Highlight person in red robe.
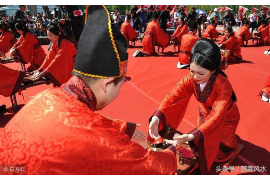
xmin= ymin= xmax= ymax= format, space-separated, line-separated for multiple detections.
xmin=9 ymin=23 xmax=46 ymax=71
xmin=0 ymin=64 xmax=25 ymax=97
xmin=259 ymin=75 xmax=270 ymax=103
xmin=0 ymin=6 xmax=177 ymax=175
xmin=177 ymin=19 xmax=199 ymax=69
xmin=149 ymin=39 xmax=240 ymax=175
xmin=0 ymin=22 xmax=17 ymax=56
xmin=120 ymin=14 xmax=138 ymax=42
xmin=142 ymin=11 xmax=170 ymax=56
xmin=255 ymin=20 xmax=270 ymax=45
xmin=202 ymin=19 xmax=219 ymax=41
xmin=30 ymin=24 xmax=77 ymax=87
xmin=235 ymin=20 xmax=251 ymax=46
xmin=218 ymin=26 xmax=242 ymax=62
xmin=171 ymin=16 xmax=188 ymax=43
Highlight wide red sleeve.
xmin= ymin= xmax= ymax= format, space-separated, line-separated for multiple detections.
xmin=39 ymin=43 xmax=57 ymax=70
xmin=0 ymin=34 xmax=11 ymax=53
xmin=14 ymin=34 xmax=33 ymax=64
xmin=244 ymin=27 xmax=251 ymax=41
xmin=189 ymin=79 xmax=233 ymax=173
xmin=44 ymin=43 xmax=72 ymax=73
xmin=257 ymin=25 xmax=262 ymax=31
xmin=88 ymin=127 xmax=177 ymax=174
xmin=175 ymin=25 xmax=188 ymax=42
xmin=219 ymin=35 xmax=227 ymax=44
xmin=152 ymin=74 xmax=194 ymax=130
xmin=222 ymin=36 xmax=236 ymax=50
xmin=172 ymin=25 xmax=181 ymax=37
xmin=154 ymin=23 xmax=170 ymax=47
xmin=211 ymin=26 xmax=219 ymax=39
xmin=127 ymin=24 xmax=138 ymax=41
xmin=0 ymin=64 xmax=25 ymax=97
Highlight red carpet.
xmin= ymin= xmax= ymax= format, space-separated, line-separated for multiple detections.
xmin=1 ymin=39 xmax=270 ymax=175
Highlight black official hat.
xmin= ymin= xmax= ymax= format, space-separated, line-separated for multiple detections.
xmin=73 ymin=5 xmax=128 ymax=78
xmin=188 ymin=19 xmax=197 ymax=30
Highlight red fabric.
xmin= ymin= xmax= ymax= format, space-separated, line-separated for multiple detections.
xmin=0 ymin=64 xmax=23 ymax=97
xmin=120 ymin=21 xmax=138 ymax=41
xmin=172 ymin=24 xmax=188 ymax=42
xmin=155 ymin=73 xmax=240 ymax=174
xmin=39 ymin=39 xmax=77 ymax=85
xmin=261 ymin=6 xmax=270 ymax=14
xmin=235 ymin=26 xmax=251 ymax=45
xmin=238 ymin=6 xmax=248 ymax=21
xmin=252 ymin=7 xmax=258 ymax=13
xmin=73 ymin=10 xmax=83 ymax=16
xmin=142 ymin=21 xmax=169 ymax=55
xmin=219 ymin=32 xmax=242 ymax=61
xmin=0 ymin=76 xmax=177 ymax=175
xmin=202 ymin=24 xmax=219 ymax=40
xmin=0 ymin=31 xmax=17 ymax=53
xmin=178 ymin=32 xmax=199 ymax=64
xmin=159 ymin=5 xmax=166 ymax=11
xmin=257 ymin=25 xmax=270 ymax=44
xmin=13 ymin=32 xmax=46 ymax=70
xmin=218 ymin=7 xmax=232 ymax=12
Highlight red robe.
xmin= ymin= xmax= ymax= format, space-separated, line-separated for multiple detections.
xmin=178 ymin=32 xmax=199 ymax=65
xmin=219 ymin=32 xmax=242 ymax=61
xmin=202 ymin=24 xmax=219 ymax=40
xmin=120 ymin=21 xmax=138 ymax=41
xmin=172 ymin=24 xmax=188 ymax=42
xmin=39 ymin=38 xmax=77 ymax=86
xmin=151 ymin=73 xmax=240 ymax=174
xmin=0 ymin=76 xmax=177 ymax=175
xmin=13 ymin=32 xmax=46 ymax=70
xmin=142 ymin=21 xmax=170 ymax=55
xmin=0 ymin=31 xmax=17 ymax=54
xmin=257 ymin=24 xmax=270 ymax=44
xmin=259 ymin=75 xmax=270 ymax=99
xmin=235 ymin=26 xmax=251 ymax=46
xmin=0 ymin=64 xmax=25 ymax=97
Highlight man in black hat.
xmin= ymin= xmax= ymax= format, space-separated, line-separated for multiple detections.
xmin=0 ymin=5 xmax=177 ymax=175
xmin=177 ymin=19 xmax=199 ymax=69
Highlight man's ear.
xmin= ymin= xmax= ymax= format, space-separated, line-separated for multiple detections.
xmin=101 ymin=78 xmax=115 ymax=93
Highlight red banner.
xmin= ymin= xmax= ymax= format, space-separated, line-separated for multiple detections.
xmin=238 ymin=6 xmax=248 ymax=20
xmin=252 ymin=7 xmax=258 ymax=13
xmin=218 ymin=7 xmax=232 ymax=12
xmin=261 ymin=5 xmax=270 ymax=14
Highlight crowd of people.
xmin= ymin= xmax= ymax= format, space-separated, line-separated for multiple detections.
xmin=0 ymin=5 xmax=270 ymax=175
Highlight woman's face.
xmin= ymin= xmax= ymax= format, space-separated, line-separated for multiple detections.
xmin=16 ymin=28 xmax=24 ymax=35
xmin=190 ymin=62 xmax=215 ymax=84
xmin=47 ymin=31 xmax=59 ymax=43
